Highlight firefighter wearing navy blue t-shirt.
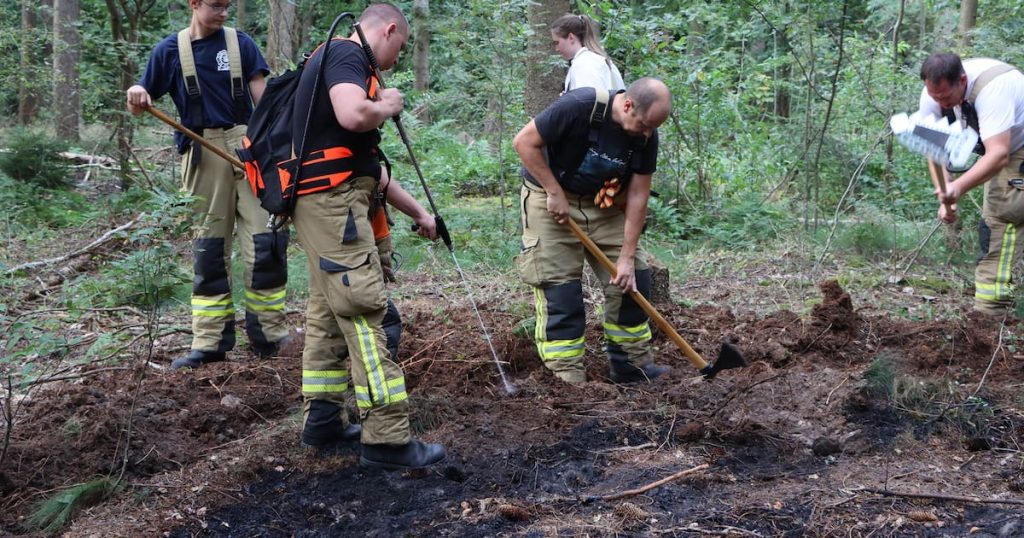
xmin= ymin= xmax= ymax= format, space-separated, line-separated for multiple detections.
xmin=126 ymin=0 xmax=290 ymax=370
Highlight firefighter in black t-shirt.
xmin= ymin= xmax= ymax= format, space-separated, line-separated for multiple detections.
xmin=289 ymin=3 xmax=445 ymax=470
xmin=513 ymin=78 xmax=672 ymax=385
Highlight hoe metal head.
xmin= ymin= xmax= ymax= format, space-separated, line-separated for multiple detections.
xmin=699 ymin=342 xmax=747 ymax=380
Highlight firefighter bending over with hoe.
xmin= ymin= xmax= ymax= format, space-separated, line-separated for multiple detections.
xmin=513 ymin=78 xmax=672 ymax=384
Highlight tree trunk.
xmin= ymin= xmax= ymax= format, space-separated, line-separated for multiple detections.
xmin=105 ymin=0 xmax=151 ymax=189
xmin=524 ymin=0 xmax=568 ymax=117
xmin=18 ymin=0 xmax=39 ymax=125
xmin=958 ymin=0 xmax=977 ymax=49
xmin=413 ymin=0 xmax=430 ymax=123
xmin=266 ymin=0 xmax=296 ymax=72
xmin=236 ymin=0 xmax=246 ymax=33
xmin=773 ymin=2 xmax=791 ymax=119
xmin=53 ymin=0 xmax=81 ymax=141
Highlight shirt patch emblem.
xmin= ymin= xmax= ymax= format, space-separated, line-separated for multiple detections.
xmin=216 ymin=50 xmax=230 ymax=71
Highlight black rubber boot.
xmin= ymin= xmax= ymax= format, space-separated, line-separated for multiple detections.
xmin=608 ymin=361 xmax=670 ymax=383
xmin=252 ymin=335 xmax=293 ymax=359
xmin=171 ymin=350 xmax=226 ymax=370
xmin=301 ymin=400 xmax=362 ymax=449
xmin=360 ymin=439 xmax=447 ymax=470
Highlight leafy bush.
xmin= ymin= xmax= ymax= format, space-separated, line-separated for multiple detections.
xmin=0 ymin=128 xmax=74 ymax=189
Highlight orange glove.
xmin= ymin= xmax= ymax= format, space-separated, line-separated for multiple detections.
xmin=594 ymin=178 xmax=621 ymax=209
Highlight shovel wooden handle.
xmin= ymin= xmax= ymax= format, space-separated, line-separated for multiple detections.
xmin=145 ymin=106 xmax=245 ymax=170
xmin=564 ymin=219 xmax=709 ymax=370
xmin=927 ymin=159 xmax=954 ymax=215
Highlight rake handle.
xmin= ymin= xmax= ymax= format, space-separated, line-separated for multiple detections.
xmin=145 ymin=106 xmax=245 ymax=170
xmin=564 ymin=219 xmax=709 ymax=370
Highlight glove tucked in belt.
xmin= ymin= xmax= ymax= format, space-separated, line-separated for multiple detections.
xmin=594 ymin=178 xmax=621 ymax=208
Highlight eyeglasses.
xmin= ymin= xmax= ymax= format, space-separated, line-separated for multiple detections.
xmin=201 ymin=1 xmax=231 ymax=13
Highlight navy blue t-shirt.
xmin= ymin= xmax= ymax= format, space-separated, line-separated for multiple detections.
xmin=138 ymin=28 xmax=269 ymax=151
xmin=523 ymin=88 xmax=658 ymax=196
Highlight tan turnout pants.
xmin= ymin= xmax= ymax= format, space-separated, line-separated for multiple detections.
xmin=293 ymin=176 xmax=411 ymax=445
xmin=975 ymin=149 xmax=1024 ymax=315
xmin=517 ymin=182 xmax=653 ymax=382
xmin=182 ymin=125 xmax=289 ymax=353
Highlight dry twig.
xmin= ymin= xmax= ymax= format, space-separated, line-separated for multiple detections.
xmin=864 ymin=487 xmax=1024 ymax=506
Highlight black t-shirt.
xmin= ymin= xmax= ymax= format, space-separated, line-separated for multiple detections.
xmin=524 ymin=87 xmax=658 ymax=195
xmin=292 ymin=39 xmax=382 ymax=180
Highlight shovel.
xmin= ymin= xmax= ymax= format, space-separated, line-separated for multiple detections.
xmin=565 ymin=219 xmax=746 ymax=379
xmin=144 ymin=106 xmax=245 ymax=170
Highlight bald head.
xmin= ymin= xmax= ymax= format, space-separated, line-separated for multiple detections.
xmin=626 ymin=78 xmax=671 ymax=125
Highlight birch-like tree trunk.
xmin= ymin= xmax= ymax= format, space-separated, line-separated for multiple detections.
xmin=524 ymin=0 xmax=568 ymax=117
xmin=53 ymin=0 xmax=81 ymax=141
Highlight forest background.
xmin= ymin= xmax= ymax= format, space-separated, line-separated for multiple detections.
xmin=2 ymin=0 xmax=1022 ymax=376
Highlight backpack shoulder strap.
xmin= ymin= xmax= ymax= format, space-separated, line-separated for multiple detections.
xmin=969 ymin=62 xmax=1019 ymax=102
xmin=177 ymin=28 xmax=207 ymax=127
xmin=587 ymin=88 xmax=610 ymax=144
xmin=223 ymin=27 xmax=249 ymax=124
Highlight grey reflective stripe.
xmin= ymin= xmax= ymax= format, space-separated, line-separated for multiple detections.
xmin=303 ymin=376 xmax=349 ymax=385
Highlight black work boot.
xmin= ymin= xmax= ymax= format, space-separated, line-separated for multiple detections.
xmin=301 ymin=400 xmax=362 ymax=449
xmin=252 ymin=335 xmax=293 ymax=359
xmin=360 ymin=439 xmax=447 ymax=470
xmin=171 ymin=350 xmax=226 ymax=370
xmin=608 ymin=360 xmax=670 ymax=383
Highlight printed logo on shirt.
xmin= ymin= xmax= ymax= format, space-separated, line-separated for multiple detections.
xmin=216 ymin=49 xmax=230 ymax=71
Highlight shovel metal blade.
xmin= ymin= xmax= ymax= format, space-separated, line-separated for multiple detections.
xmin=699 ymin=342 xmax=747 ymax=380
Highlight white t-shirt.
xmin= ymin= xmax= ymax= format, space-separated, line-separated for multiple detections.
xmin=564 ymin=47 xmax=626 ymax=93
xmin=917 ymin=58 xmax=1024 ymax=152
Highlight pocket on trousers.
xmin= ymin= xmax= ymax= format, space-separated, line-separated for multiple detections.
xmin=320 ymin=249 xmax=387 ymax=317
xmin=516 ymin=234 xmax=543 ymax=287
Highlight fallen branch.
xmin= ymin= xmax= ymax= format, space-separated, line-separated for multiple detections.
xmin=583 ymin=463 xmax=710 ymax=502
xmin=864 ymin=487 xmax=1024 ymax=506
xmin=4 ymin=218 xmax=139 ymax=275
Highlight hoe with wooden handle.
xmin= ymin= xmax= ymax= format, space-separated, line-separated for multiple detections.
xmin=565 ymin=219 xmax=746 ymax=379
xmin=145 ymin=106 xmax=245 ymax=170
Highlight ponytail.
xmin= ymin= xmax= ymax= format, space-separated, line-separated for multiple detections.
xmin=550 ymin=13 xmax=610 ymax=59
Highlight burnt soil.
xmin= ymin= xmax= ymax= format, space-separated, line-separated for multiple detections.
xmin=3 ymin=276 xmax=1024 ymax=537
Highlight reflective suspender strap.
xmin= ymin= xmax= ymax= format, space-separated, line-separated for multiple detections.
xmin=588 ymin=88 xmax=609 ymax=144
xmin=223 ymin=27 xmax=248 ymax=125
xmin=176 ymin=28 xmax=207 ymax=128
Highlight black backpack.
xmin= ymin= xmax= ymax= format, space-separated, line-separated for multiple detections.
xmin=235 ymin=12 xmax=355 ymax=228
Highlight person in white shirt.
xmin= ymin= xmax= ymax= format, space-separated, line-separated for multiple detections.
xmin=917 ymin=53 xmax=1024 ymax=315
xmin=550 ymin=14 xmax=625 ymax=94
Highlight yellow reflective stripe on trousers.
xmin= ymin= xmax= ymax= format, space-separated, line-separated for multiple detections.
xmin=539 ymin=338 xmax=585 ymax=360
xmin=354 ymin=314 xmax=392 ymax=406
xmin=244 ymin=289 xmax=286 ymax=312
xmin=302 ymin=369 xmax=349 ymax=393
xmin=976 ymin=223 xmax=1016 ymax=302
xmin=603 ymin=321 xmax=652 ymax=343
xmin=353 ymin=378 xmax=408 ymax=409
xmin=192 ymin=297 xmax=235 ymax=317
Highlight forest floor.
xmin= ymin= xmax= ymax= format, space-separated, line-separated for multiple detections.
xmin=2 ymin=233 xmax=1024 ymax=537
